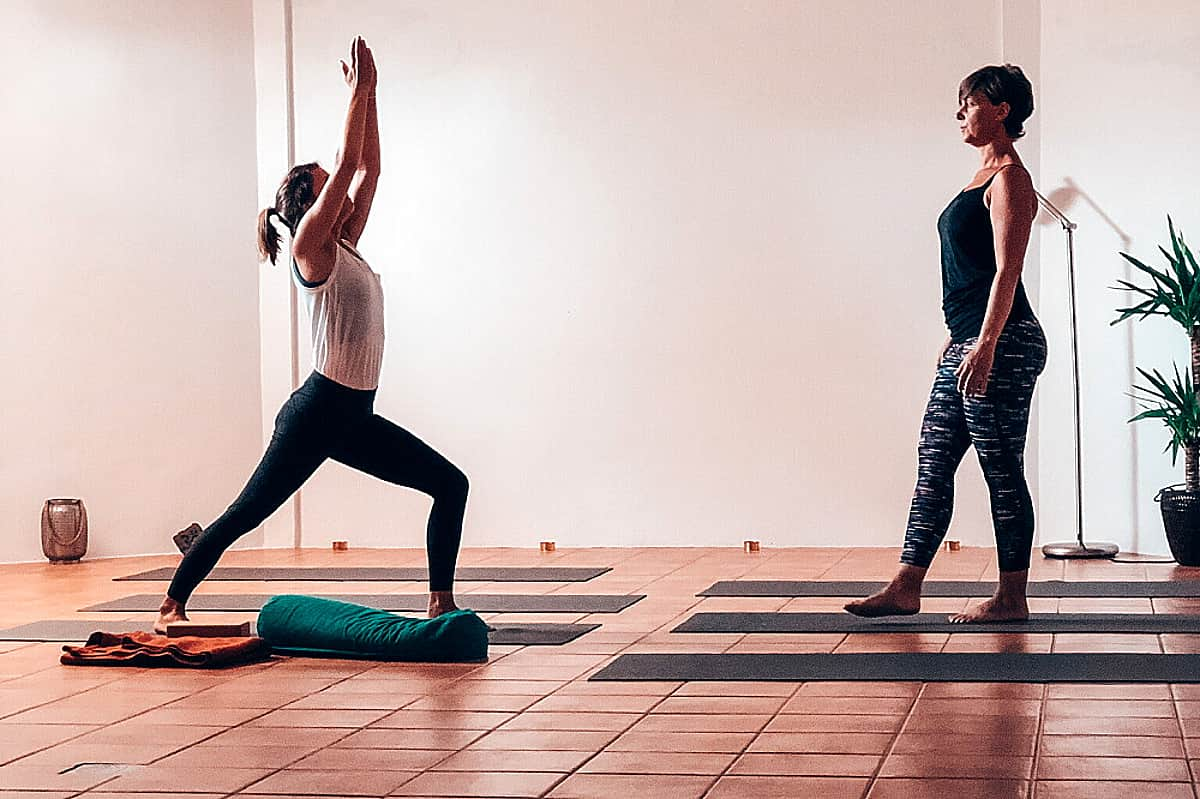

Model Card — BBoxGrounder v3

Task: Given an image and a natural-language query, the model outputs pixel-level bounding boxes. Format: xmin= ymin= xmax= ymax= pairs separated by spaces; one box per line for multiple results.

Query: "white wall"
xmin=12 ymin=2 xmax=1187 ymax=562
xmin=0 ymin=1 xmax=264 ymax=561
xmin=283 ymin=1 xmax=1014 ymax=549
xmin=1037 ymin=0 xmax=1200 ymax=555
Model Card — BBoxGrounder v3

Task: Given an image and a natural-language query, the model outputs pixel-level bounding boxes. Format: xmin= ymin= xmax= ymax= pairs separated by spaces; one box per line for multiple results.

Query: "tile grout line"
xmin=1171 ymin=681 xmax=1200 ymax=799
xmin=81 ymin=655 xmax=470 ymax=797
xmin=534 ymin=688 xmax=674 ymax=798
xmin=855 ymin=681 xmax=923 ymax=799
xmin=1027 ymin=679 xmax=1047 ymax=799
xmin=100 ymin=659 xmax=383 ymax=796
xmin=0 ymin=669 xmax=214 ymax=768
xmin=10 ymin=551 xmax=1200 ymax=798
xmin=481 ymin=558 xmax=684 ymax=799
xmin=246 ymin=653 xmax=507 ymax=797
xmin=694 ymin=679 xmax=802 ymax=799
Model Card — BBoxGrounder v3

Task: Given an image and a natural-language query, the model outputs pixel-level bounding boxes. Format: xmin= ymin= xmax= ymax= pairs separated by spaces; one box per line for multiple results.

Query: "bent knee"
xmin=444 ymin=466 xmax=469 ymax=504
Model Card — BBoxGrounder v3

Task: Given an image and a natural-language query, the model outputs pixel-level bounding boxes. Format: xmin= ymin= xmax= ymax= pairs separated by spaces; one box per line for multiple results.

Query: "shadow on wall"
xmin=1041 ymin=177 xmax=1132 ymax=250
xmin=1038 ymin=177 xmax=1143 ymax=550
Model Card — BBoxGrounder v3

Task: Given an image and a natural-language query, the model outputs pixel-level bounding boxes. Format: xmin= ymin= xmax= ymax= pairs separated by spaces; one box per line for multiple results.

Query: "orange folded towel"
xmin=60 ymin=631 xmax=272 ymax=668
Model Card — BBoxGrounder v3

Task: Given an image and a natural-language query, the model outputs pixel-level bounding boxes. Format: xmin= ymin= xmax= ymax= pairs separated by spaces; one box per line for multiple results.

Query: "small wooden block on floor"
xmin=166 ymin=621 xmax=252 ymax=638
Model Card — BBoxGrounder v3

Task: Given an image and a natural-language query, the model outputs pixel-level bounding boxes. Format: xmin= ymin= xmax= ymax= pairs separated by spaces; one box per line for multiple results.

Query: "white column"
xmin=253 ymin=0 xmax=301 ymax=549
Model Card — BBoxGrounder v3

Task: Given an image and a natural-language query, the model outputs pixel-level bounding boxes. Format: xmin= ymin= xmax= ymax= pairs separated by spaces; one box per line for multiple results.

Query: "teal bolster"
xmin=257 ymin=594 xmax=488 ymax=662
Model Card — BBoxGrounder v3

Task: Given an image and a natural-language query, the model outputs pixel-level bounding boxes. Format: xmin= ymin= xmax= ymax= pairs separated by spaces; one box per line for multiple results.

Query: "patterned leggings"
xmin=900 ymin=318 xmax=1047 ymax=572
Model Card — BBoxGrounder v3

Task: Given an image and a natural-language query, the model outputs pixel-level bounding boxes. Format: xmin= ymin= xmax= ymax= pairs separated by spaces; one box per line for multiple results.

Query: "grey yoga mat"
xmin=590 ymin=652 xmax=1200 ymax=682
xmin=673 ymin=612 xmax=1200 ymax=635
xmin=116 ymin=566 xmax=611 ymax=583
xmin=0 ymin=620 xmax=600 ymax=647
xmin=699 ymin=580 xmax=1200 ymax=598
xmin=79 ymin=593 xmax=643 ymax=614
xmin=488 ymin=623 xmax=601 ymax=646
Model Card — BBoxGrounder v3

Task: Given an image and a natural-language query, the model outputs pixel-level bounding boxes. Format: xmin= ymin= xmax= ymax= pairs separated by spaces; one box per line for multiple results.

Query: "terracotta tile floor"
xmin=1 ymin=545 xmax=1199 ymax=797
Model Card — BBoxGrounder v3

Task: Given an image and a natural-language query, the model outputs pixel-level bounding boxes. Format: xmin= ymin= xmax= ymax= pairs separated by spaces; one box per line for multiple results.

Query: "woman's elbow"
xmin=995 ymin=266 xmax=1026 ymax=290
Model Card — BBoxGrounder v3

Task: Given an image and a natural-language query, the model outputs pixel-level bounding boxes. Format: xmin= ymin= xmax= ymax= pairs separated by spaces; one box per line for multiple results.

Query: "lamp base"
xmin=1041 ymin=541 xmax=1120 ymax=559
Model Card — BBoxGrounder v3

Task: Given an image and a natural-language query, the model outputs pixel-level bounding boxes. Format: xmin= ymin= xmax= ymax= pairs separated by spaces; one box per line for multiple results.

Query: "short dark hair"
xmin=958 ymin=64 xmax=1034 ymax=140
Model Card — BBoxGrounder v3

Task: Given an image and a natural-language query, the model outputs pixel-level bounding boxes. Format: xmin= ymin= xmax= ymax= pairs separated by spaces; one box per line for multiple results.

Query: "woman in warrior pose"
xmin=157 ymin=37 xmax=468 ymax=632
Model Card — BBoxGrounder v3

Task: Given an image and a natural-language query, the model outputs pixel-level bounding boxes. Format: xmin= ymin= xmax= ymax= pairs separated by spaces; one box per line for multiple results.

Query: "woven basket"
xmin=1158 ymin=485 xmax=1200 ymax=567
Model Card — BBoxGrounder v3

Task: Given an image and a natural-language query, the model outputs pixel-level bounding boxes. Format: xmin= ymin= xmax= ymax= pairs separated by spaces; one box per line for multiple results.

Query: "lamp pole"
xmin=1038 ymin=191 xmax=1119 ymax=559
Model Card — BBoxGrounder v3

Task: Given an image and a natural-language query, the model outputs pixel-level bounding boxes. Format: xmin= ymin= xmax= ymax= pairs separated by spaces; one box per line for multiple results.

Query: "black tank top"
xmin=938 ymin=166 xmax=1034 ymax=342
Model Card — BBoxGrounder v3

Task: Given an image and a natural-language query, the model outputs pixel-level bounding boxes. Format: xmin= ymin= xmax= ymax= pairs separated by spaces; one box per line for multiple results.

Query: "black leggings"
xmin=900 ymin=318 xmax=1047 ymax=573
xmin=168 ymin=372 xmax=468 ymax=603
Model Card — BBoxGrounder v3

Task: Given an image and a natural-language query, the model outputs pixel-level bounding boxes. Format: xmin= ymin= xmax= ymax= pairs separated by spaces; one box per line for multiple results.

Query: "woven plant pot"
xmin=1158 ymin=486 xmax=1200 ymax=567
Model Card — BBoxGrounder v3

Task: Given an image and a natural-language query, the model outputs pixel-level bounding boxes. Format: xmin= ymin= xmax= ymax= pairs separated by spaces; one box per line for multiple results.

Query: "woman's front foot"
xmin=844 ymin=585 xmax=921 ymax=617
xmin=949 ymin=594 xmax=1029 ymax=624
xmin=844 ymin=566 xmax=926 ymax=617
xmin=428 ymin=591 xmax=459 ymax=618
xmin=154 ymin=597 xmax=189 ymax=634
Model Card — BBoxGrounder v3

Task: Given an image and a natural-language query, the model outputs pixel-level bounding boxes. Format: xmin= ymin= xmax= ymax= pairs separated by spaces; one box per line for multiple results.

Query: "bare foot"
xmin=154 ymin=597 xmax=188 ymax=634
xmin=949 ymin=595 xmax=1029 ymax=624
xmin=428 ymin=591 xmax=459 ymax=619
xmin=844 ymin=586 xmax=921 ymax=618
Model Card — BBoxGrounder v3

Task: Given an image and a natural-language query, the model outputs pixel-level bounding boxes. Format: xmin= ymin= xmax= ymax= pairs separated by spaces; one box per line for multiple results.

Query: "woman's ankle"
xmin=996 ymin=569 xmax=1030 ymax=600
xmin=428 ymin=591 xmax=457 ymax=614
xmin=893 ymin=564 xmax=928 ymax=592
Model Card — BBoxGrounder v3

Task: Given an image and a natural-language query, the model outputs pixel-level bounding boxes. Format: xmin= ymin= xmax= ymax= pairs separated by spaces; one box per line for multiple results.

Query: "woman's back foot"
xmin=153 ymin=598 xmax=189 ymax=634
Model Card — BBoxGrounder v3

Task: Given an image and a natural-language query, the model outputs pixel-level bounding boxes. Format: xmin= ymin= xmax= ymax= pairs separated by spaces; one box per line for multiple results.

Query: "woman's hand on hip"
xmin=956 ymin=343 xmax=995 ymax=396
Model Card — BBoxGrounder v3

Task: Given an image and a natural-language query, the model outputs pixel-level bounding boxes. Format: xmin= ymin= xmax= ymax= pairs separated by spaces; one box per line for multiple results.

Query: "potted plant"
xmin=1113 ymin=218 xmax=1200 ymax=565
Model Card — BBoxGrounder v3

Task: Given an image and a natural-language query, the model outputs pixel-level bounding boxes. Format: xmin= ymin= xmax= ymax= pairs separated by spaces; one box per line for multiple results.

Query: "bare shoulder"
xmin=994 ymin=163 xmax=1033 ymax=189
xmin=294 ymin=239 xmax=337 ymax=284
xmin=985 ymin=163 xmax=1035 ymax=213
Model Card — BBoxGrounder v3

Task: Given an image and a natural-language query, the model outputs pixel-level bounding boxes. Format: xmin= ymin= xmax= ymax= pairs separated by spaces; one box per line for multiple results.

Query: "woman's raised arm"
xmin=293 ymin=36 xmax=375 ymax=278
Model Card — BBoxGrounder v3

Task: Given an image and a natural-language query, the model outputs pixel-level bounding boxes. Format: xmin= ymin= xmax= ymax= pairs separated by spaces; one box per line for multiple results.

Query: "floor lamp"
xmin=1038 ymin=191 xmax=1119 ymax=559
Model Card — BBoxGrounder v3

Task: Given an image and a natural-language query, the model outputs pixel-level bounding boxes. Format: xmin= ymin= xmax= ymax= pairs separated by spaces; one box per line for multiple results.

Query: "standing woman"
xmin=156 ymin=37 xmax=468 ymax=633
xmin=846 ymin=64 xmax=1045 ymax=623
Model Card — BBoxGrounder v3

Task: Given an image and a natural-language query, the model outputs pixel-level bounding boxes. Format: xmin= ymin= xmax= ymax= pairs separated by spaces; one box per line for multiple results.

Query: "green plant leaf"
xmin=1120 ymin=251 xmax=1180 ymax=294
xmin=1136 ymin=367 xmax=1174 ymax=400
xmin=1185 ymin=235 xmax=1200 ymax=279
xmin=1169 ymin=216 xmax=1190 ymax=288
xmin=1115 ymin=219 xmax=1200 ymax=335
xmin=1117 ymin=220 xmax=1200 ymax=472
xmin=1112 ymin=280 xmax=1175 ymax=324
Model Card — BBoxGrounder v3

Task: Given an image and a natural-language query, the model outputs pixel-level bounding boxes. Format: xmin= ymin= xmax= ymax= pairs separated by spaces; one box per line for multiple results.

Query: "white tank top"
xmin=293 ymin=241 xmax=386 ymax=390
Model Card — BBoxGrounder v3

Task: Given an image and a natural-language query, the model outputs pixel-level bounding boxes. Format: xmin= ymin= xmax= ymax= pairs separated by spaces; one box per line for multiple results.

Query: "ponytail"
xmin=259 ymin=161 xmax=320 ymax=264
xmin=257 ymin=207 xmax=280 ymax=264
